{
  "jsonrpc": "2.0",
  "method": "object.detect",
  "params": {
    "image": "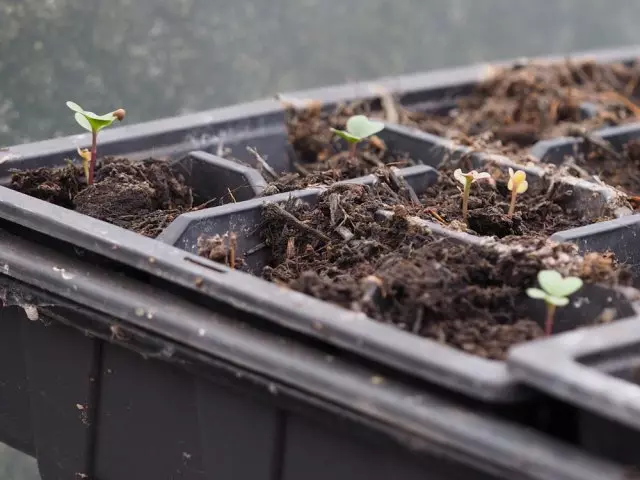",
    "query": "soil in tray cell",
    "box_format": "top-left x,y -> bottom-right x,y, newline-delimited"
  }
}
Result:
9,158 -> 207,237
198,181 -> 630,360
403,60 -> 640,156
567,138 -> 640,210
263,101 -> 414,194
419,167 -> 605,238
